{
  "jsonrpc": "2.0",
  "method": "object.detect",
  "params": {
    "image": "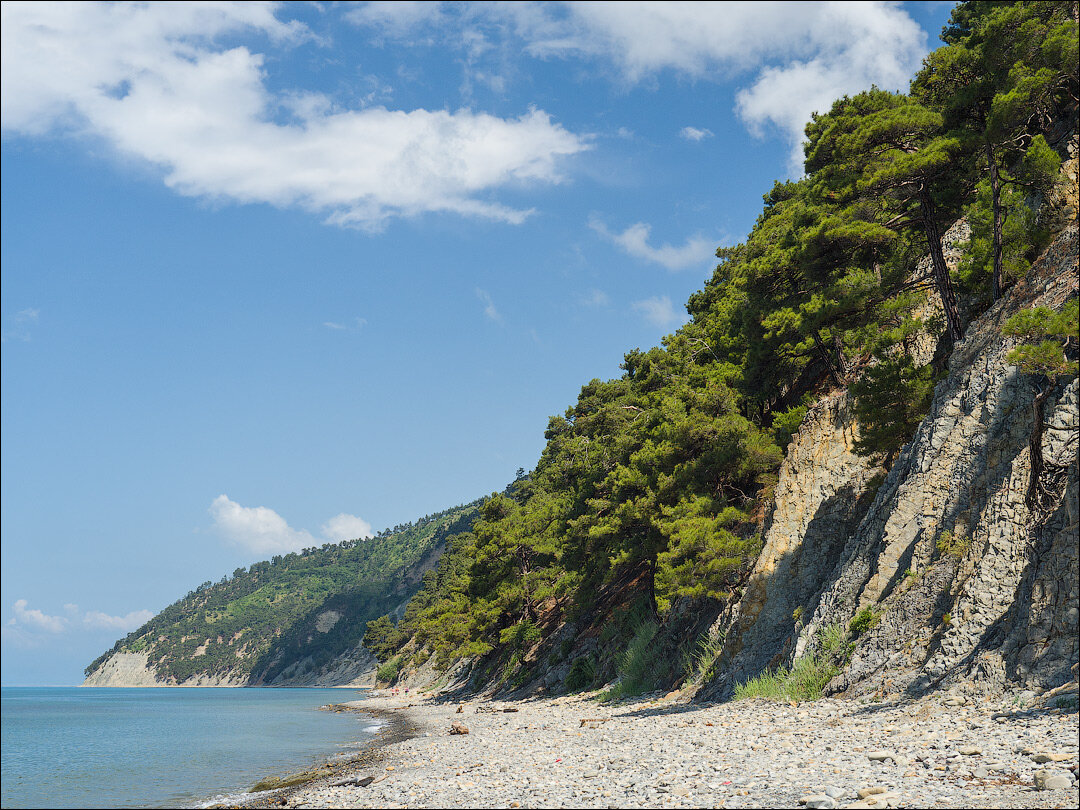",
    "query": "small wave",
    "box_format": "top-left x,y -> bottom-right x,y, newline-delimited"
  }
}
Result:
196,789 -> 271,808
